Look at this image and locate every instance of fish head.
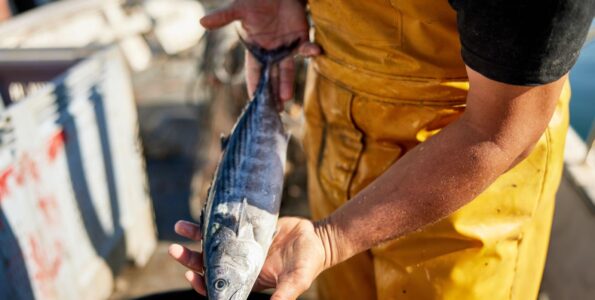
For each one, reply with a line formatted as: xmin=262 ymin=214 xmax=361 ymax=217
xmin=205 ymin=224 xmax=265 ymax=300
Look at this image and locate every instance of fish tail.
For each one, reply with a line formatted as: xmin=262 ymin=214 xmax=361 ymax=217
xmin=239 ymin=36 xmax=301 ymax=66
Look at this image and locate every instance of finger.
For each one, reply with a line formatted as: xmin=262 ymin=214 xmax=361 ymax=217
xmin=200 ymin=5 xmax=240 ymax=30
xmin=271 ymin=278 xmax=310 ymax=300
xmin=174 ymin=220 xmax=202 ymax=241
xmin=245 ymin=51 xmax=261 ymax=96
xmin=297 ymin=42 xmax=322 ymax=57
xmin=169 ymin=243 xmax=204 ymax=272
xmin=279 ymin=58 xmax=296 ymax=102
xmin=185 ymin=270 xmax=207 ymax=296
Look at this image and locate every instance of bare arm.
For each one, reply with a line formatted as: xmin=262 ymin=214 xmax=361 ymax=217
xmin=314 ymin=66 xmax=567 ymax=268
xmin=171 ymin=63 xmax=567 ymax=300
xmin=171 ymin=61 xmax=568 ymax=300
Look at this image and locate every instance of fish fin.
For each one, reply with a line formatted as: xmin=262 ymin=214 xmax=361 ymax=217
xmin=238 ymin=36 xmax=301 ymax=66
xmin=233 ymin=198 xmax=252 ymax=239
xmin=220 ymin=134 xmax=229 ymax=150
xmin=236 ymin=198 xmax=248 ymax=234
xmin=199 ymin=200 xmax=206 ymax=231
xmin=199 ymin=185 xmax=213 ymax=251
xmin=199 ymin=208 xmax=205 ymax=252
xmin=238 ymin=222 xmax=255 ymax=240
xmin=198 ymin=207 xmax=204 ymax=230
xmin=200 ymin=185 xmax=214 ymax=229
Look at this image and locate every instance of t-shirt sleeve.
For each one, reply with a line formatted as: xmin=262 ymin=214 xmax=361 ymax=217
xmin=449 ymin=0 xmax=595 ymax=85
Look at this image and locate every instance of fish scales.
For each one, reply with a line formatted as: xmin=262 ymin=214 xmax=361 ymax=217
xmin=201 ymin=39 xmax=300 ymax=300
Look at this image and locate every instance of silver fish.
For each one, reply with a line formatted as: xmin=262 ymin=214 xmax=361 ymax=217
xmin=200 ymin=39 xmax=300 ymax=300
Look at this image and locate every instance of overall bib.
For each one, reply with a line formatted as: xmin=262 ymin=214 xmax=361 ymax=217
xmin=303 ymin=0 xmax=569 ymax=299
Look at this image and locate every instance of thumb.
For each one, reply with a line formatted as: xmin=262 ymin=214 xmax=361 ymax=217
xmin=200 ymin=5 xmax=241 ymax=29
xmin=271 ymin=278 xmax=310 ymax=300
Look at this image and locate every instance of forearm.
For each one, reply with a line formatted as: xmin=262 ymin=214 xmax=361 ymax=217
xmin=312 ymin=67 xmax=567 ymax=269
xmin=314 ymin=117 xmax=518 ymax=267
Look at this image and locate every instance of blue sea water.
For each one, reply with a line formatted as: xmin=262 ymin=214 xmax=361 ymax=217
xmin=568 ymin=22 xmax=595 ymax=140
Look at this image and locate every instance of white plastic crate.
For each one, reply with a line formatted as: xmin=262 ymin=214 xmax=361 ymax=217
xmin=0 ymin=46 xmax=156 ymax=300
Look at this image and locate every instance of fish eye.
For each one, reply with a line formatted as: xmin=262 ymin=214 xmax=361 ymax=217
xmin=214 ymin=279 xmax=227 ymax=291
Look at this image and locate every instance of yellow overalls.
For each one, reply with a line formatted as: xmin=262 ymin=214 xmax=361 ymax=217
xmin=303 ymin=0 xmax=569 ymax=299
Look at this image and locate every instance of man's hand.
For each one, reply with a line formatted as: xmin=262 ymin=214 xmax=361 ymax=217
xmin=201 ymin=0 xmax=320 ymax=102
xmin=169 ymin=217 xmax=328 ymax=300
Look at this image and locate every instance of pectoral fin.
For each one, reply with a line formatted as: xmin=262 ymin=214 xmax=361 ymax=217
xmin=235 ymin=198 xmax=254 ymax=240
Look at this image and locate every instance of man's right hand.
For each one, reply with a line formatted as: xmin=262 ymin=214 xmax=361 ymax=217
xmin=200 ymin=0 xmax=320 ymax=102
xmin=169 ymin=218 xmax=330 ymax=300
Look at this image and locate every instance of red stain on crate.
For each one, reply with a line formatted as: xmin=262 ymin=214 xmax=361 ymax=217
xmin=23 ymin=155 xmax=39 ymax=183
xmin=30 ymin=236 xmax=61 ymax=299
xmin=38 ymin=195 xmax=58 ymax=225
xmin=14 ymin=155 xmax=40 ymax=185
xmin=0 ymin=169 xmax=8 ymax=229
xmin=0 ymin=166 xmax=13 ymax=201
xmin=48 ymin=130 xmax=67 ymax=162
xmin=30 ymin=236 xmax=62 ymax=281
xmin=14 ymin=164 xmax=24 ymax=186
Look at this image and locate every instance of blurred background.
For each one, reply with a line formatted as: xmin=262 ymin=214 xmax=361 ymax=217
xmin=0 ymin=1 xmax=592 ymax=299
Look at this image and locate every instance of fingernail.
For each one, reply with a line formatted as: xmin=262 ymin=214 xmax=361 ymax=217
xmin=185 ymin=270 xmax=194 ymax=281
xmin=169 ymin=244 xmax=183 ymax=258
xmin=180 ymin=223 xmax=190 ymax=234
xmin=176 ymin=221 xmax=191 ymax=234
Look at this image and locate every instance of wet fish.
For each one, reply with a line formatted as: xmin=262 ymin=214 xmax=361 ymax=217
xmin=200 ymin=39 xmax=300 ymax=300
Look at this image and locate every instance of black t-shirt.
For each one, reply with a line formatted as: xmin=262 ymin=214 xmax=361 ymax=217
xmin=449 ymin=0 xmax=595 ymax=85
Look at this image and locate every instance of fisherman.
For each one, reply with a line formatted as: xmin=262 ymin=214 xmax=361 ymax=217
xmin=170 ymin=0 xmax=595 ymax=299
